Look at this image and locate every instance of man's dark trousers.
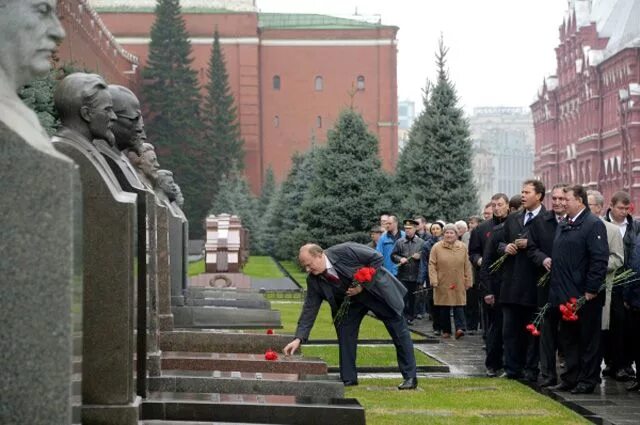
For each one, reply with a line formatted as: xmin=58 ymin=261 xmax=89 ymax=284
xmin=401 ymin=279 xmax=418 ymax=320
xmin=502 ymin=303 xmax=539 ymax=378
xmin=539 ymin=307 xmax=560 ymax=383
xmin=485 ymin=303 xmax=503 ymax=371
xmin=559 ymin=298 xmax=603 ymax=388
xmin=335 ymin=290 xmax=416 ymax=383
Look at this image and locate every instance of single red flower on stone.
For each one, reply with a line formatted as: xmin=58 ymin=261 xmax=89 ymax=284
xmin=265 ymin=349 xmax=278 ymax=361
xmin=266 ymin=329 xmax=274 ymax=335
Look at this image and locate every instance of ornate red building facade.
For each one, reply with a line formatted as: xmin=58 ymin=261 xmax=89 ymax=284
xmin=531 ymin=0 xmax=640 ymax=206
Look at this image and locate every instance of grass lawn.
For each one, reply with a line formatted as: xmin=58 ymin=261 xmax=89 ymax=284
xmin=279 ymin=260 xmax=307 ymax=288
xmin=188 ymin=259 xmax=205 ymax=277
xmin=243 ymin=256 xmax=284 ymax=278
xmin=272 ymin=301 xmax=422 ymax=341
xmin=347 ymin=378 xmax=589 ymax=425
xmin=301 ymin=345 xmax=439 ymax=367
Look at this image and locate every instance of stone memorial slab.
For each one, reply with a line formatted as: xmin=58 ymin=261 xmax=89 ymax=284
xmin=159 ymin=330 xmax=292 ymax=354
xmin=160 ymin=352 xmax=327 ymax=376
xmin=141 ymin=392 xmax=365 ymax=425
xmin=205 ymin=214 xmax=248 ymax=273
xmin=172 ymin=305 xmax=281 ymax=329
xmin=147 ymin=370 xmax=344 ymax=398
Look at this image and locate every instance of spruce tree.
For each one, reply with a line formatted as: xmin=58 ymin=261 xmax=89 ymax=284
xmin=270 ymin=148 xmax=321 ymax=260
xmin=202 ymin=29 xmax=244 ymax=201
xmin=297 ymin=109 xmax=387 ymax=248
xmin=257 ymin=166 xmax=276 ymax=217
xmin=143 ymin=0 xmax=205 ymax=237
xmin=394 ymin=37 xmax=478 ymax=220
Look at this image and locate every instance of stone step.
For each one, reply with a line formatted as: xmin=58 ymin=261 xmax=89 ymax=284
xmin=172 ymin=306 xmax=281 ymax=329
xmin=184 ymin=297 xmax=271 ymax=309
xmin=161 ymin=352 xmax=328 ymax=376
xmin=148 ymin=370 xmax=344 ymax=398
xmin=160 ymin=330 xmax=292 ymax=353
xmin=141 ymin=391 xmax=365 ymax=425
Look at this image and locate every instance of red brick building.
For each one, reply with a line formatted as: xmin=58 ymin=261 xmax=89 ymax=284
xmin=86 ymin=0 xmax=399 ymax=192
xmin=531 ymin=0 xmax=640 ymax=207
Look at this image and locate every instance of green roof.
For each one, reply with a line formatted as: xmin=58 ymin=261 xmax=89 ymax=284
xmin=94 ymin=6 xmax=237 ymax=14
xmin=258 ymin=13 xmax=387 ymax=29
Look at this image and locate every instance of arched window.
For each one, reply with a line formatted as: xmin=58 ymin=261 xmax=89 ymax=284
xmin=356 ymin=75 xmax=365 ymax=90
xmin=273 ymin=75 xmax=280 ymax=90
xmin=273 ymin=115 xmax=279 ymax=128
xmin=314 ymin=76 xmax=323 ymax=91
xmin=316 ymin=116 xmax=322 ymax=128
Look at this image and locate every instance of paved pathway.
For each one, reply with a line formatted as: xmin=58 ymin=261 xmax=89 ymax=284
xmin=408 ymin=317 xmax=640 ymax=425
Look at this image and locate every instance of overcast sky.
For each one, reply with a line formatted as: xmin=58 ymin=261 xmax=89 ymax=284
xmin=257 ymin=0 xmax=569 ymax=113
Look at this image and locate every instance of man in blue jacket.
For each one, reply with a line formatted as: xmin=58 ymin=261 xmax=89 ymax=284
xmin=377 ymin=215 xmax=405 ymax=276
xmin=549 ymin=185 xmax=609 ymax=394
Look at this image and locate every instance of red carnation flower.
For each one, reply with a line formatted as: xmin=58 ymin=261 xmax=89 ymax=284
xmin=449 ymin=284 xmax=457 ymax=290
xmin=266 ymin=329 xmax=274 ymax=335
xmin=531 ymin=329 xmax=541 ymax=337
xmin=526 ymin=324 xmax=536 ymax=332
xmin=354 ymin=267 xmax=376 ymax=284
xmin=569 ymin=297 xmax=578 ymax=305
xmin=265 ymin=349 xmax=278 ymax=361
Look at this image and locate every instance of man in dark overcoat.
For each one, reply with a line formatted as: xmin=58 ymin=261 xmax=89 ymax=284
xmin=499 ymin=179 xmax=546 ymax=381
xmin=283 ymin=243 xmax=418 ymax=389
xmin=550 ymin=185 xmax=609 ymax=394
xmin=526 ymin=183 xmax=567 ymax=387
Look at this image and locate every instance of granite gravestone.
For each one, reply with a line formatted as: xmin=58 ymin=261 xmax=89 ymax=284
xmin=131 ymin=142 xmax=163 ymax=376
xmin=94 ymin=84 xmax=155 ymax=397
xmin=155 ymin=171 xmax=176 ymax=331
xmin=157 ymin=170 xmax=188 ymax=306
xmin=51 ymin=73 xmax=140 ymax=425
xmin=0 ymin=2 xmax=74 ymax=423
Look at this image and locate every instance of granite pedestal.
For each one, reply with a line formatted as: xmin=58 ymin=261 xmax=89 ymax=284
xmin=171 ymin=306 xmax=281 ymax=329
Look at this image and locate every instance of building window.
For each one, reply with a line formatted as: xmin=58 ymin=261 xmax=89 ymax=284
xmin=273 ymin=75 xmax=280 ymax=90
xmin=273 ymin=115 xmax=279 ymax=128
xmin=315 ymin=76 xmax=323 ymax=91
xmin=356 ymin=75 xmax=365 ymax=90
xmin=316 ymin=116 xmax=322 ymax=128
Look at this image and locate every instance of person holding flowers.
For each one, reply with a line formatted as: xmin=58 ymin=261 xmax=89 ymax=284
xmin=499 ymin=179 xmax=546 ymax=382
xmin=284 ymin=243 xmax=418 ymax=390
xmin=549 ymin=185 xmax=609 ymax=394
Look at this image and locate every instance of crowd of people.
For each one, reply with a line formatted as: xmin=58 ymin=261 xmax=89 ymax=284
xmin=372 ymin=180 xmax=640 ymax=394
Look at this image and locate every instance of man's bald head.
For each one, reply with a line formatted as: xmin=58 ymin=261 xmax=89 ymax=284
xmin=298 ymin=243 xmax=326 ymax=275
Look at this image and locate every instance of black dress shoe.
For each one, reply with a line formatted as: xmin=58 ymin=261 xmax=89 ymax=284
xmin=486 ymin=368 xmax=497 ymax=378
xmin=601 ymin=366 xmax=613 ymax=377
xmin=550 ymin=382 xmax=575 ymax=392
xmin=343 ymin=380 xmax=358 ymax=387
xmin=626 ymin=381 xmax=640 ymax=392
xmin=570 ymin=384 xmax=595 ymax=395
xmin=398 ymin=377 xmax=418 ymax=390
xmin=614 ymin=369 xmax=633 ymax=382
xmin=540 ymin=378 xmax=558 ymax=388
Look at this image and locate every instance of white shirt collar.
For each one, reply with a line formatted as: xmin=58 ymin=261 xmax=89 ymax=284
xmin=527 ymin=205 xmax=542 ymax=218
xmin=325 ymin=255 xmax=336 ymax=276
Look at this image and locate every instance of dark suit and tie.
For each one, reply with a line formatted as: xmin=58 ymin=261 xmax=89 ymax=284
xmin=289 ymin=242 xmax=418 ymax=389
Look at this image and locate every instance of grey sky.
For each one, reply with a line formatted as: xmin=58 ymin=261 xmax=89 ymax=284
xmin=257 ymin=0 xmax=569 ymax=113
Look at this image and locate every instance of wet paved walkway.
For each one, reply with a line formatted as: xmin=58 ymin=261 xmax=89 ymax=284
xmin=409 ymin=317 xmax=640 ymax=425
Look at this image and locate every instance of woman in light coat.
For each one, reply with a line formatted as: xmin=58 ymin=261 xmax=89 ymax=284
xmin=429 ymin=223 xmax=473 ymax=339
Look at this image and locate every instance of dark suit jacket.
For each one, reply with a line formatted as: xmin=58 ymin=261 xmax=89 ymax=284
xmin=549 ymin=210 xmax=609 ymax=305
xmin=294 ymin=242 xmax=407 ymax=342
xmin=527 ymin=210 xmax=561 ymax=305
xmin=499 ymin=206 xmax=546 ymax=307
